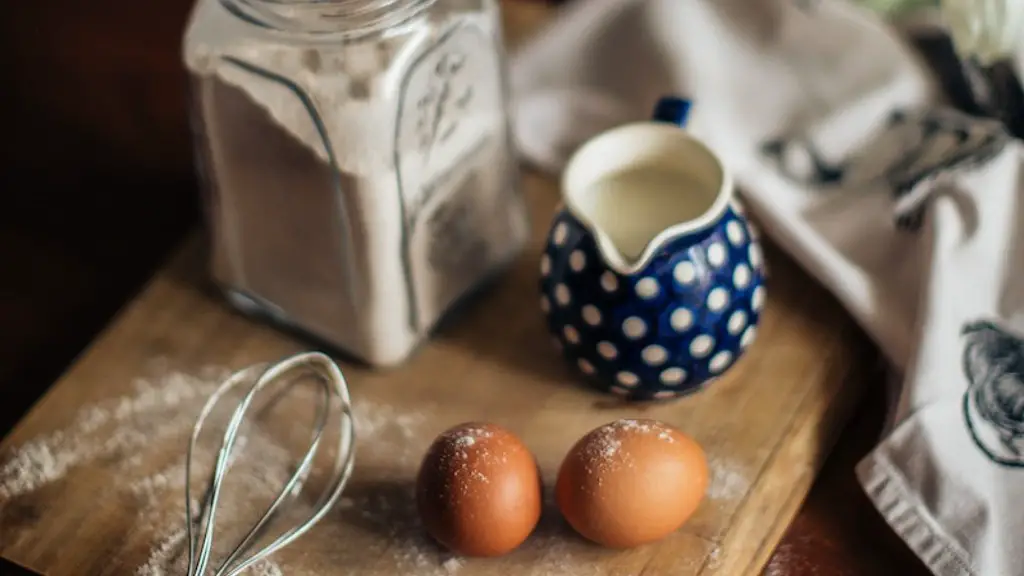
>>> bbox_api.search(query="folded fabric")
[508,1,1024,574]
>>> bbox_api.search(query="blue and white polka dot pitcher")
[539,96,766,401]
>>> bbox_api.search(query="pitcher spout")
[584,97,697,272]
[589,224,647,276]
[560,96,733,276]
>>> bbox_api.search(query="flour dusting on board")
[0,362,706,575]
[0,369,223,500]
[0,361,443,575]
[137,529,189,576]
[707,457,750,501]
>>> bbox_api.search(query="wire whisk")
[184,351,356,576]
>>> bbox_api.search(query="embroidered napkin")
[508,1,1024,574]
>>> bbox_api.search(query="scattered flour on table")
[137,529,189,576]
[705,546,722,570]
[0,362,436,575]
[707,457,750,502]
[441,557,463,574]
[136,524,285,576]
[0,362,656,575]
[0,369,223,500]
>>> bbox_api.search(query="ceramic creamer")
[539,97,766,400]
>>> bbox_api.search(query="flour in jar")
[183,0,530,367]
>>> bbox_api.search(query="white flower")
[941,0,1024,64]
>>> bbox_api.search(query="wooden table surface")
[0,0,933,574]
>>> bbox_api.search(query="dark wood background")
[0,1,957,574]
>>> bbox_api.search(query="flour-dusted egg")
[556,419,708,548]
[416,422,542,557]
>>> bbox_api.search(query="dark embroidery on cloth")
[961,320,1024,468]
[761,139,845,184]
[761,107,1010,232]
[884,109,1010,231]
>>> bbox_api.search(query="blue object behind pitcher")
[539,96,766,401]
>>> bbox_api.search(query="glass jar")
[183,0,530,366]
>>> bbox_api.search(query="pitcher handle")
[652,96,692,128]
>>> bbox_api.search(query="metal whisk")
[184,351,357,576]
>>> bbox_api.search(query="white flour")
[707,457,751,502]
[0,370,223,500]
[184,0,503,175]
[0,363,736,575]
[0,362,433,575]
[181,0,530,367]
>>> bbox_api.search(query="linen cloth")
[508,1,1024,574]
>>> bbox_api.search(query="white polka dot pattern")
[726,220,745,245]
[673,261,696,285]
[598,341,618,360]
[741,326,757,348]
[582,305,601,326]
[642,345,668,366]
[709,351,732,373]
[540,207,764,400]
[660,367,686,386]
[733,264,751,289]
[749,244,763,269]
[622,317,647,339]
[578,358,595,374]
[635,277,660,299]
[552,222,568,246]
[752,285,766,312]
[707,243,727,267]
[707,288,729,312]
[728,310,747,335]
[600,271,618,292]
[569,250,586,272]
[671,308,694,332]
[690,335,714,357]
[617,371,640,387]
[555,284,571,306]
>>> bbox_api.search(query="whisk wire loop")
[213,375,329,575]
[184,352,357,576]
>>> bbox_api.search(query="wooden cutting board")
[0,5,875,575]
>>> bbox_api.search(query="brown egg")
[416,422,542,557]
[556,419,708,549]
